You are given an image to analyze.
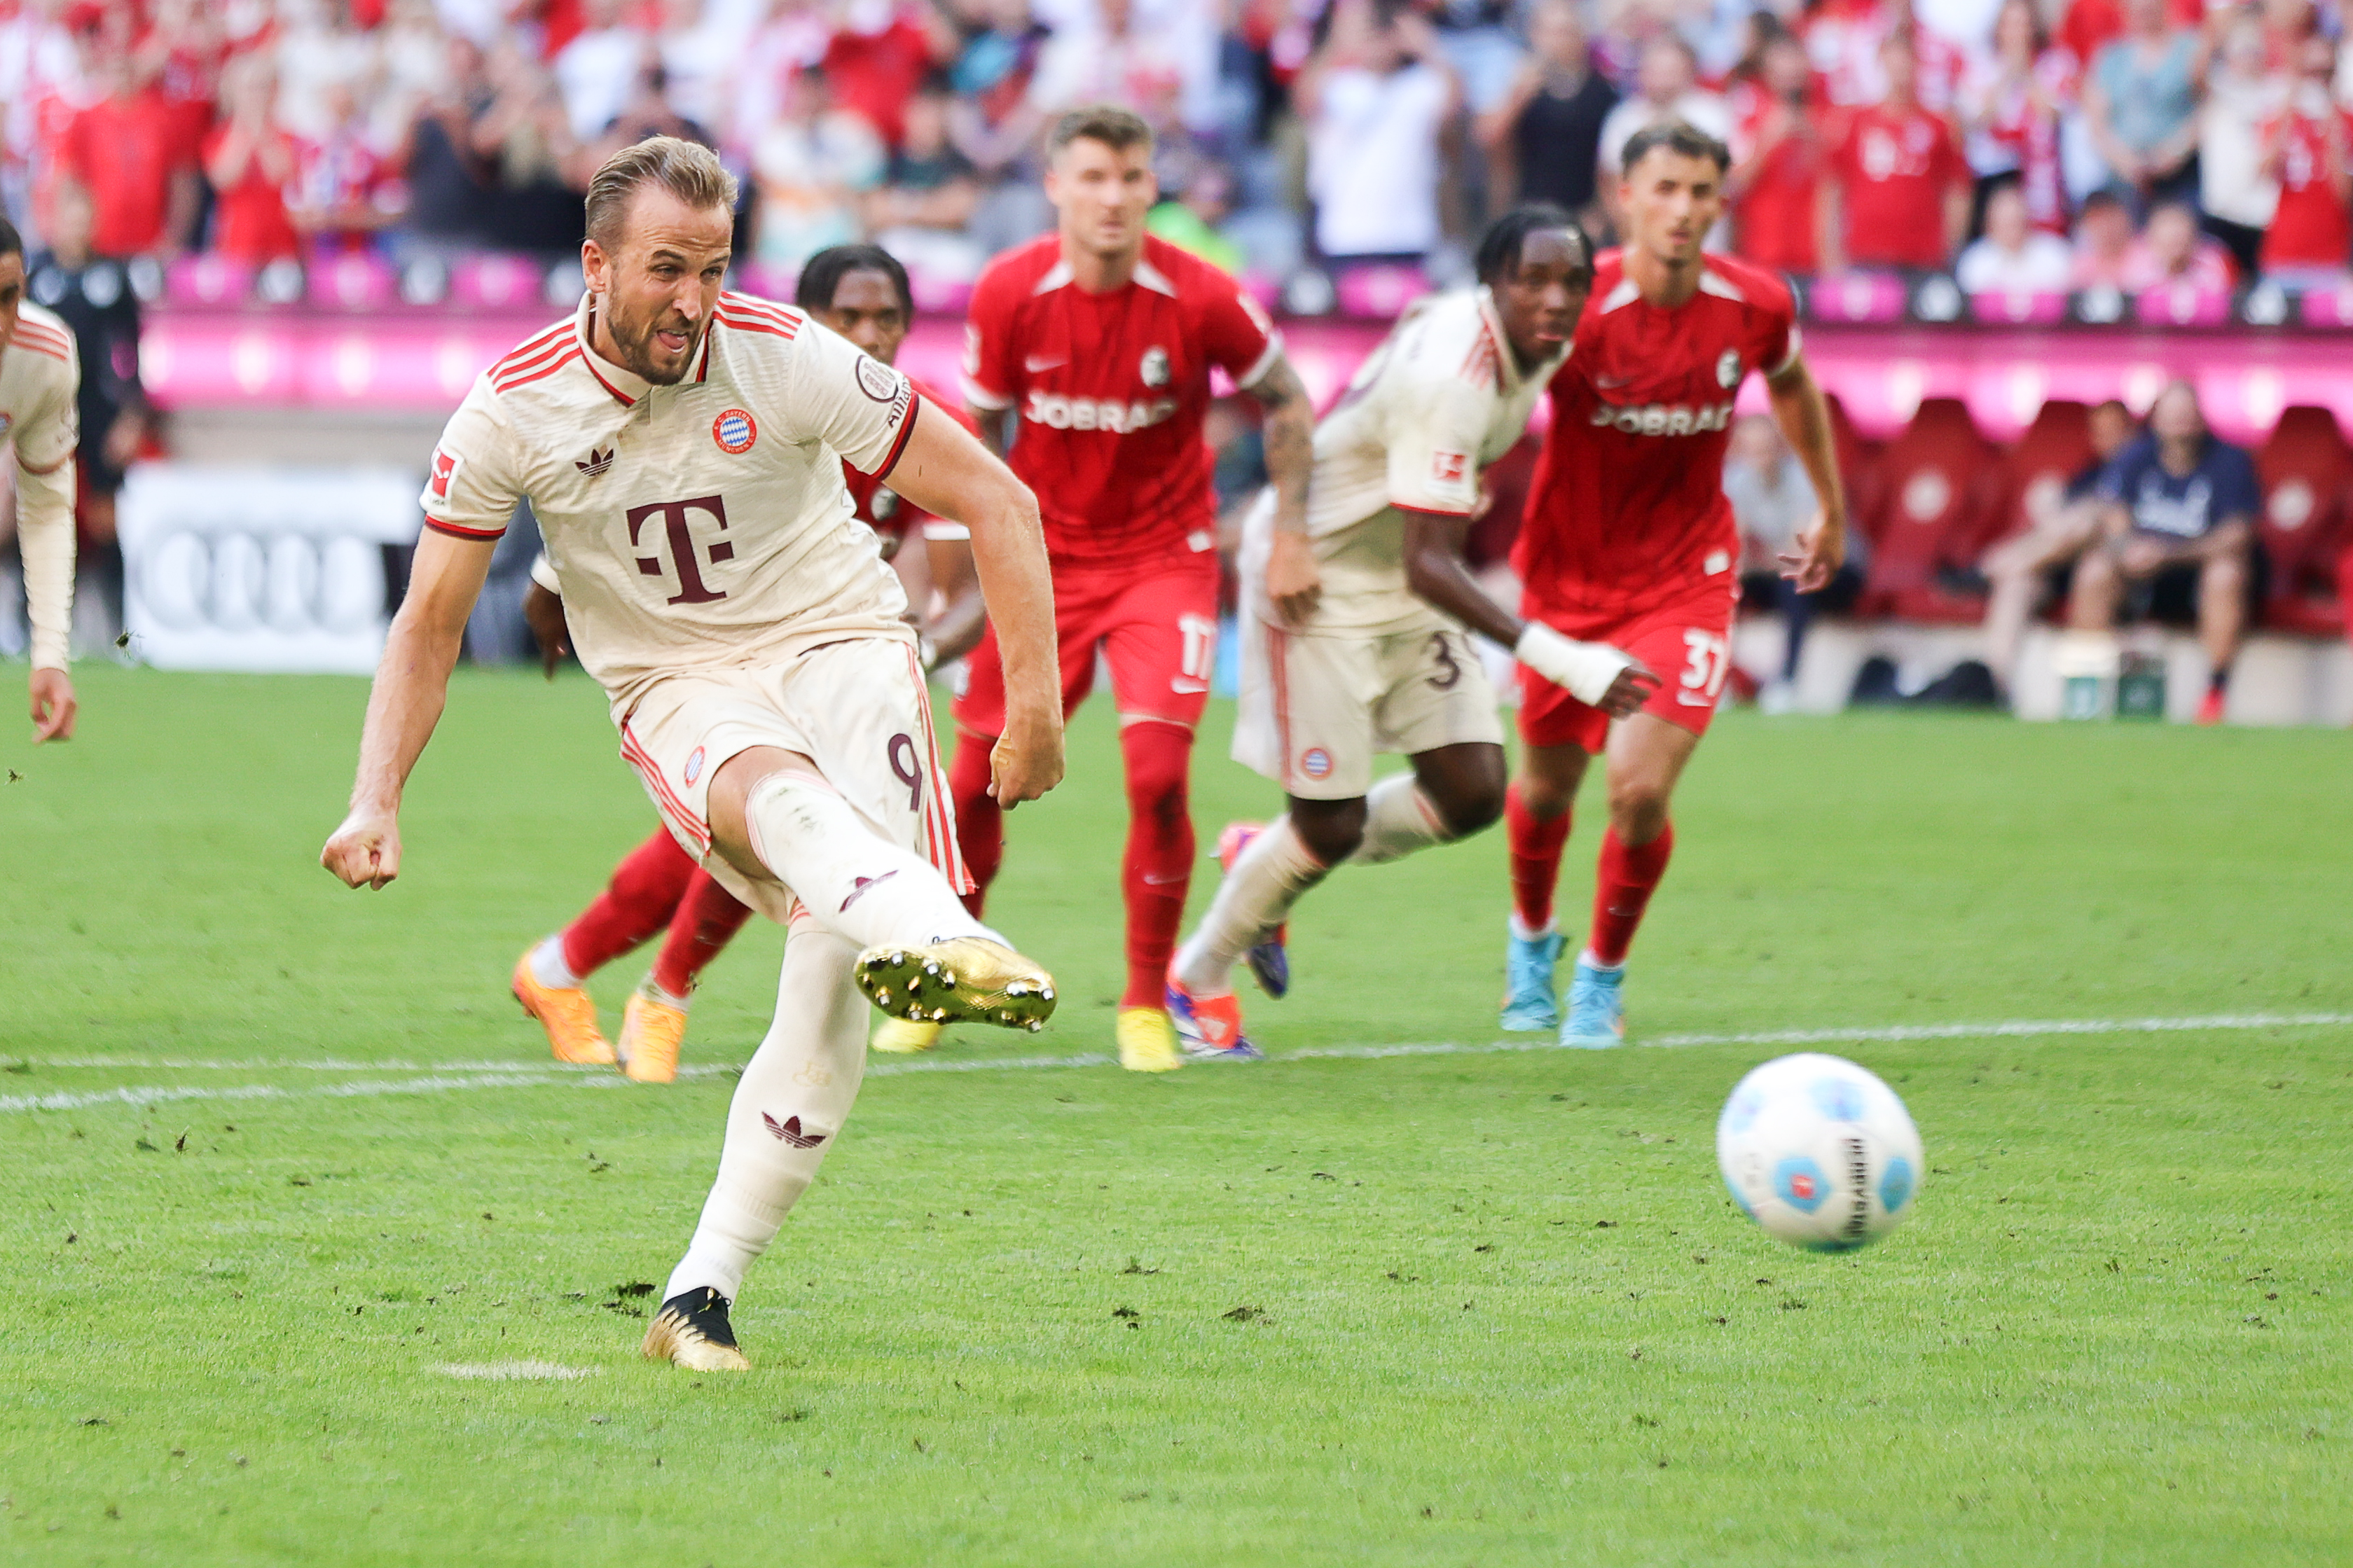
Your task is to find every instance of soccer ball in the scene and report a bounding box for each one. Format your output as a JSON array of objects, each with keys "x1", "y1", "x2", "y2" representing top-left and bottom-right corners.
[{"x1": 1716, "y1": 1053, "x2": 1923, "y2": 1251}]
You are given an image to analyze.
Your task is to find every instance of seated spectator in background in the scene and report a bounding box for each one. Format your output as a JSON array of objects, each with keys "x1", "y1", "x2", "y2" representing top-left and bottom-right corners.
[
  {"x1": 1145, "y1": 160, "x2": 1247, "y2": 272},
  {"x1": 391, "y1": 35, "x2": 498, "y2": 258},
  {"x1": 2258, "y1": 36, "x2": 2353, "y2": 286},
  {"x1": 2069, "y1": 188, "x2": 2137, "y2": 289},
  {"x1": 57, "y1": 51, "x2": 201, "y2": 260},
  {"x1": 1597, "y1": 36, "x2": 1730, "y2": 231},
  {"x1": 750, "y1": 64, "x2": 885, "y2": 272},
  {"x1": 2120, "y1": 199, "x2": 2237, "y2": 292},
  {"x1": 289, "y1": 80, "x2": 408, "y2": 258},
  {"x1": 864, "y1": 81, "x2": 986, "y2": 282},
  {"x1": 827, "y1": 0, "x2": 958, "y2": 146},
  {"x1": 202, "y1": 57, "x2": 302, "y2": 265},
  {"x1": 1727, "y1": 414, "x2": 1864, "y2": 711},
  {"x1": 1727, "y1": 31, "x2": 1822, "y2": 275},
  {"x1": 554, "y1": 0, "x2": 649, "y2": 142},
  {"x1": 1299, "y1": 0, "x2": 1458, "y2": 265},
  {"x1": 1978, "y1": 396, "x2": 2137, "y2": 695},
  {"x1": 1477, "y1": 0, "x2": 1616, "y2": 228},
  {"x1": 1819, "y1": 33, "x2": 1970, "y2": 275},
  {"x1": 2083, "y1": 0, "x2": 2201, "y2": 211},
  {"x1": 1959, "y1": 0, "x2": 2073, "y2": 237},
  {"x1": 1957, "y1": 177, "x2": 2073, "y2": 293},
  {"x1": 2200, "y1": 18, "x2": 2284, "y2": 282},
  {"x1": 2070, "y1": 381, "x2": 2258, "y2": 726},
  {"x1": 590, "y1": 57, "x2": 718, "y2": 166}
]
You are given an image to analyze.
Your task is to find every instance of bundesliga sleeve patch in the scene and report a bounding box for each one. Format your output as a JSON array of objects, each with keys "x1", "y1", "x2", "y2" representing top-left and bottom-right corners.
[
  {"x1": 429, "y1": 447, "x2": 463, "y2": 500},
  {"x1": 1430, "y1": 450, "x2": 1469, "y2": 485}
]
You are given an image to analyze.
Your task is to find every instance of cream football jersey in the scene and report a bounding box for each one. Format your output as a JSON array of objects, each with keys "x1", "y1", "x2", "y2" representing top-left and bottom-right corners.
[
  {"x1": 0, "y1": 300, "x2": 82, "y2": 671},
  {"x1": 421, "y1": 292, "x2": 922, "y2": 710},
  {"x1": 1250, "y1": 286, "x2": 1566, "y2": 634}
]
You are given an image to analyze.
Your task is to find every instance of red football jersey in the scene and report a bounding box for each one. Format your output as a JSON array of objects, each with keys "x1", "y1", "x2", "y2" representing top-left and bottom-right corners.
[
  {"x1": 2261, "y1": 108, "x2": 2353, "y2": 270},
  {"x1": 1515, "y1": 251, "x2": 1800, "y2": 616},
  {"x1": 842, "y1": 374, "x2": 976, "y2": 555},
  {"x1": 962, "y1": 233, "x2": 1283, "y2": 569},
  {"x1": 1828, "y1": 103, "x2": 1968, "y2": 270}
]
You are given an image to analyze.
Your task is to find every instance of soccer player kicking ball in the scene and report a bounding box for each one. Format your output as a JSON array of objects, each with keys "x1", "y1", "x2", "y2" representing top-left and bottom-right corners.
[
  {"x1": 509, "y1": 244, "x2": 989, "y2": 1083},
  {"x1": 948, "y1": 104, "x2": 1318, "y2": 1073},
  {"x1": 321, "y1": 140, "x2": 1064, "y2": 1373},
  {"x1": 0, "y1": 218, "x2": 81, "y2": 745},
  {"x1": 1501, "y1": 123, "x2": 1848, "y2": 1046},
  {"x1": 1167, "y1": 208, "x2": 1657, "y2": 1053}
]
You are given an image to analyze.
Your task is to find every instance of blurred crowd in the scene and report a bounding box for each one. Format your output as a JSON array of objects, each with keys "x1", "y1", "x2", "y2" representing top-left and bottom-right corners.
[{"x1": 5, "y1": 0, "x2": 2353, "y2": 301}]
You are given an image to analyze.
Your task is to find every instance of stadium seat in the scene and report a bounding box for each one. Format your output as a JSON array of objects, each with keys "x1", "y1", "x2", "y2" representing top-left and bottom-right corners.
[
  {"x1": 310, "y1": 254, "x2": 396, "y2": 310},
  {"x1": 167, "y1": 254, "x2": 254, "y2": 307},
  {"x1": 1988, "y1": 400, "x2": 2095, "y2": 546},
  {"x1": 2134, "y1": 282, "x2": 2232, "y2": 328},
  {"x1": 1855, "y1": 398, "x2": 2000, "y2": 622},
  {"x1": 2298, "y1": 281, "x2": 2353, "y2": 328},
  {"x1": 2254, "y1": 405, "x2": 2351, "y2": 636},
  {"x1": 449, "y1": 254, "x2": 546, "y2": 310},
  {"x1": 1971, "y1": 291, "x2": 2067, "y2": 325},
  {"x1": 1332, "y1": 263, "x2": 1430, "y2": 320},
  {"x1": 1807, "y1": 271, "x2": 1907, "y2": 324}
]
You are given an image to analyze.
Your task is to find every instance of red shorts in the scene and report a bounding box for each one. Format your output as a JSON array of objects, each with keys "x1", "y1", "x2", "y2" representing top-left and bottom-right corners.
[
  {"x1": 953, "y1": 552, "x2": 1221, "y2": 736},
  {"x1": 1518, "y1": 582, "x2": 1739, "y2": 754}
]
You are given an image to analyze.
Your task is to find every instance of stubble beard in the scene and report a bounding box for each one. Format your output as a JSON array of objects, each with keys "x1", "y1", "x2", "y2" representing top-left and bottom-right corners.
[{"x1": 614, "y1": 301, "x2": 698, "y2": 387}]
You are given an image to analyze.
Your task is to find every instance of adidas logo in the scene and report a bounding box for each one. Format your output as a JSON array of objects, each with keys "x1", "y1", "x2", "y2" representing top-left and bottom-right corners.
[
  {"x1": 761, "y1": 1113, "x2": 828, "y2": 1149},
  {"x1": 839, "y1": 870, "x2": 897, "y2": 912},
  {"x1": 575, "y1": 445, "x2": 614, "y2": 477}
]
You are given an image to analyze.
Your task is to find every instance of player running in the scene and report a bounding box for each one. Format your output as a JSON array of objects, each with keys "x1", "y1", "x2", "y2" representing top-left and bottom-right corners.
[
  {"x1": 1501, "y1": 122, "x2": 1848, "y2": 1046},
  {"x1": 320, "y1": 141, "x2": 1064, "y2": 1373},
  {"x1": 1166, "y1": 208, "x2": 1656, "y2": 1055},
  {"x1": 509, "y1": 243, "x2": 987, "y2": 1083},
  {"x1": 948, "y1": 104, "x2": 1318, "y2": 1074},
  {"x1": 0, "y1": 217, "x2": 81, "y2": 744}
]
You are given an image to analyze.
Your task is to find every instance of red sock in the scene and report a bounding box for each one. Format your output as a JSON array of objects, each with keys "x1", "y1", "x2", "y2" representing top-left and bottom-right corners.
[
  {"x1": 1119, "y1": 720, "x2": 1195, "y2": 1009},
  {"x1": 650, "y1": 870, "x2": 753, "y2": 999},
  {"x1": 947, "y1": 730, "x2": 1002, "y2": 920},
  {"x1": 560, "y1": 830, "x2": 698, "y2": 977},
  {"x1": 1589, "y1": 823, "x2": 1674, "y2": 967},
  {"x1": 1505, "y1": 782, "x2": 1572, "y2": 933}
]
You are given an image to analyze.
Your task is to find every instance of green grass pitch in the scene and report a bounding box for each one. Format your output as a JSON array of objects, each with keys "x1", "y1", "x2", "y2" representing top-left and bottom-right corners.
[{"x1": 2, "y1": 663, "x2": 2349, "y2": 1565}]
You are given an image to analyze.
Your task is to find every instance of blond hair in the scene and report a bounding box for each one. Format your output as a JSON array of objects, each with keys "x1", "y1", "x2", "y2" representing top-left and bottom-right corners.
[{"x1": 584, "y1": 136, "x2": 739, "y2": 249}]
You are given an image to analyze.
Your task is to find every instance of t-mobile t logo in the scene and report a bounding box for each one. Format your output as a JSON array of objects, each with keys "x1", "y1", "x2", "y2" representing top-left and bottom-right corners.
[{"x1": 626, "y1": 494, "x2": 733, "y2": 604}]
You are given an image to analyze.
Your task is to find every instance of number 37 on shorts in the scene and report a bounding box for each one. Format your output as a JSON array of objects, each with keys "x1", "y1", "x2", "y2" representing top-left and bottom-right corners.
[{"x1": 1677, "y1": 630, "x2": 1730, "y2": 707}]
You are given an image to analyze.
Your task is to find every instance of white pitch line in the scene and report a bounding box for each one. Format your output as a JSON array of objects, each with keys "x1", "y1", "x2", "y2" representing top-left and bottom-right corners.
[
  {"x1": 4, "y1": 1011, "x2": 2345, "y2": 1114},
  {"x1": 436, "y1": 1361, "x2": 596, "y2": 1382}
]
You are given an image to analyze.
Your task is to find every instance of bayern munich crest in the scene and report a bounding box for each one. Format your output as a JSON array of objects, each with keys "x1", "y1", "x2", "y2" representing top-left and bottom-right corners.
[
  {"x1": 1300, "y1": 747, "x2": 1333, "y2": 779},
  {"x1": 712, "y1": 408, "x2": 758, "y2": 454},
  {"x1": 684, "y1": 746, "x2": 706, "y2": 785}
]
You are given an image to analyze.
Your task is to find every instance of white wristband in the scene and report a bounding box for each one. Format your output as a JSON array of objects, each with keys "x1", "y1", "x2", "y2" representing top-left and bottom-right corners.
[{"x1": 1515, "y1": 622, "x2": 1634, "y2": 705}]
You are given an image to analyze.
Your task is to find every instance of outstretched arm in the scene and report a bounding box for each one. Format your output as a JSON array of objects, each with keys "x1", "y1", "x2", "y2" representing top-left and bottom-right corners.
[
  {"x1": 319, "y1": 527, "x2": 497, "y2": 887},
  {"x1": 1765, "y1": 354, "x2": 1850, "y2": 591},
  {"x1": 885, "y1": 405, "x2": 1064, "y2": 807},
  {"x1": 17, "y1": 448, "x2": 78, "y2": 742},
  {"x1": 1248, "y1": 353, "x2": 1321, "y2": 627},
  {"x1": 1401, "y1": 508, "x2": 1657, "y2": 716}
]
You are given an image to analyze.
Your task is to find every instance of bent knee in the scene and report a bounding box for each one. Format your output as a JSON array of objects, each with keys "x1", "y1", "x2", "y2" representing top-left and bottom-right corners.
[
  {"x1": 1434, "y1": 780, "x2": 1505, "y2": 838},
  {"x1": 1290, "y1": 800, "x2": 1367, "y2": 864}
]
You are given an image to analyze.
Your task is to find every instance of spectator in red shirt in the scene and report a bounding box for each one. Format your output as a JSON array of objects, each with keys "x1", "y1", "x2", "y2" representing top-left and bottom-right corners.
[
  {"x1": 1819, "y1": 34, "x2": 1970, "y2": 275},
  {"x1": 2119, "y1": 198, "x2": 2240, "y2": 292},
  {"x1": 55, "y1": 54, "x2": 200, "y2": 258},
  {"x1": 202, "y1": 57, "x2": 302, "y2": 265},
  {"x1": 2259, "y1": 35, "x2": 2353, "y2": 285},
  {"x1": 289, "y1": 81, "x2": 409, "y2": 259},
  {"x1": 822, "y1": 0, "x2": 955, "y2": 147},
  {"x1": 1727, "y1": 32, "x2": 1821, "y2": 275}
]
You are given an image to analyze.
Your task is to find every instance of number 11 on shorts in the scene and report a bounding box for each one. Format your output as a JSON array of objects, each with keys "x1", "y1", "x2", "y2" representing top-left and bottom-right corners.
[
  {"x1": 1678, "y1": 630, "x2": 1730, "y2": 707},
  {"x1": 1175, "y1": 613, "x2": 1216, "y2": 695}
]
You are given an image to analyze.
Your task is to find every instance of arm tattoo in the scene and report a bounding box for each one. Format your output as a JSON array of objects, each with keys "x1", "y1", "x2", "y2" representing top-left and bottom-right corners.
[{"x1": 1248, "y1": 356, "x2": 1315, "y2": 533}]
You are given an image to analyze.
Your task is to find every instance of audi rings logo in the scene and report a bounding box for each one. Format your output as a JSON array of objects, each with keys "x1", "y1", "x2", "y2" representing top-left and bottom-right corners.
[{"x1": 134, "y1": 529, "x2": 384, "y2": 635}]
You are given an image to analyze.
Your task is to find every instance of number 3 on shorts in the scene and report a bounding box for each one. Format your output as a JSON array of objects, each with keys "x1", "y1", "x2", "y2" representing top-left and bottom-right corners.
[{"x1": 1678, "y1": 630, "x2": 1730, "y2": 705}]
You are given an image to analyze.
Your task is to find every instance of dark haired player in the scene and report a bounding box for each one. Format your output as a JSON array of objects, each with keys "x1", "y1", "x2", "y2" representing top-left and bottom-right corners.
[
  {"x1": 511, "y1": 242, "x2": 990, "y2": 1081},
  {"x1": 1501, "y1": 122, "x2": 1849, "y2": 1046},
  {"x1": 950, "y1": 104, "x2": 1319, "y2": 1072},
  {"x1": 0, "y1": 215, "x2": 81, "y2": 742},
  {"x1": 1167, "y1": 207, "x2": 1655, "y2": 1053}
]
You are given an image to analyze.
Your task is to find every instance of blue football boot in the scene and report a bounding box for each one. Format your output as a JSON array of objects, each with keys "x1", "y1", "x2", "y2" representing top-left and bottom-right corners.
[
  {"x1": 1499, "y1": 926, "x2": 1565, "y2": 1032},
  {"x1": 1559, "y1": 957, "x2": 1626, "y2": 1048}
]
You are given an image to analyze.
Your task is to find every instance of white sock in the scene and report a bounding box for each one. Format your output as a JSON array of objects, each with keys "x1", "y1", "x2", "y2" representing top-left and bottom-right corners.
[
  {"x1": 743, "y1": 770, "x2": 993, "y2": 952},
  {"x1": 1347, "y1": 775, "x2": 1454, "y2": 866},
  {"x1": 1578, "y1": 948, "x2": 1624, "y2": 974},
  {"x1": 663, "y1": 928, "x2": 867, "y2": 1303},
  {"x1": 1171, "y1": 817, "x2": 1326, "y2": 997},
  {"x1": 1508, "y1": 913, "x2": 1556, "y2": 943},
  {"x1": 640, "y1": 978, "x2": 691, "y2": 1011},
  {"x1": 529, "y1": 934, "x2": 580, "y2": 990}
]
